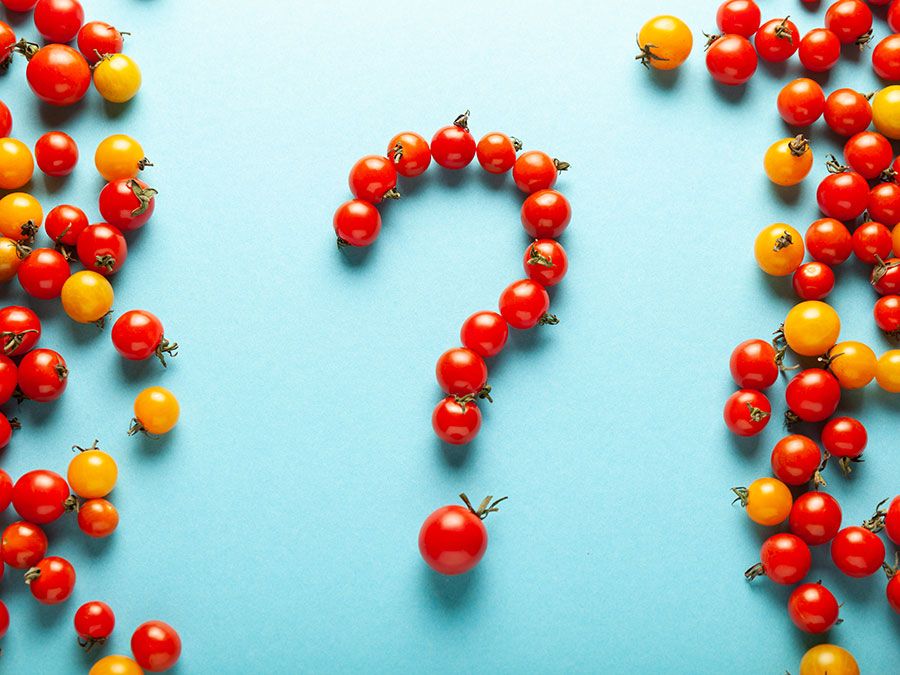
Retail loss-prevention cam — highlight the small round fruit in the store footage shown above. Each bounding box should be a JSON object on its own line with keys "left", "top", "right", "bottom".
{"left": 783, "top": 301, "right": 840, "bottom": 357}
{"left": 94, "top": 134, "right": 147, "bottom": 181}
{"left": 831, "top": 526, "right": 885, "bottom": 577}
{"left": 460, "top": 311, "right": 508, "bottom": 358}
{"left": 0, "top": 138, "right": 34, "bottom": 190}
{"left": 130, "top": 386, "right": 179, "bottom": 436}
{"left": 60, "top": 270, "right": 114, "bottom": 325}
{"left": 89, "top": 655, "right": 144, "bottom": 675}
{"left": 432, "top": 397, "right": 481, "bottom": 445}
{"left": 754, "top": 224, "right": 804, "bottom": 276}
{"left": 130, "top": 621, "right": 181, "bottom": 672}
{"left": 67, "top": 441, "right": 117, "bottom": 498}
{"left": 788, "top": 583, "right": 840, "bottom": 634}
{"left": 93, "top": 53, "right": 141, "bottom": 103}
{"left": 798, "top": 644, "right": 859, "bottom": 675}
{"left": 77, "top": 499, "right": 118, "bottom": 538}
{"left": 875, "top": 349, "right": 900, "bottom": 392}
{"left": 636, "top": 15, "right": 693, "bottom": 70}
{"left": 521, "top": 189, "right": 571, "bottom": 239}
{"left": 828, "top": 341, "right": 877, "bottom": 389}
{"left": 732, "top": 477, "right": 792, "bottom": 526}
{"left": 723, "top": 389, "right": 771, "bottom": 437}
{"left": 25, "top": 555, "right": 76, "bottom": 604}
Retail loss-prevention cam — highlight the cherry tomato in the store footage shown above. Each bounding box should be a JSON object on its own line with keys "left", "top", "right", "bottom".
{"left": 432, "top": 396, "right": 481, "bottom": 445}
{"left": 816, "top": 171, "right": 868, "bottom": 221}
{"left": 716, "top": 1, "right": 760, "bottom": 37}
{"left": 894, "top": 214, "right": 900, "bottom": 251}
{"left": 745, "top": 533, "right": 810, "bottom": 584}
{"left": 17, "top": 348, "right": 68, "bottom": 402}
{"left": 823, "top": 89, "right": 872, "bottom": 137}
{"left": 1, "top": 0, "right": 39, "bottom": 11}
{"left": 0, "top": 305, "right": 41, "bottom": 356}
{"left": 74, "top": 600, "right": 115, "bottom": 650}
{"left": 130, "top": 386, "right": 179, "bottom": 436}
{"left": 387, "top": 131, "right": 430, "bottom": 178}
{"left": 34, "top": 0, "right": 83, "bottom": 43}
{"left": 844, "top": 132, "right": 891, "bottom": 180}
{"left": 95, "top": 134, "right": 149, "bottom": 182}
{"left": 0, "top": 469, "right": 10, "bottom": 509}
{"left": 771, "top": 434, "right": 821, "bottom": 486}
{"left": 873, "top": 34, "right": 900, "bottom": 80}
{"left": 76, "top": 222, "right": 127, "bottom": 275}
{"left": 786, "top": 368, "right": 841, "bottom": 423}
{"left": 729, "top": 339, "right": 778, "bottom": 390}
{"left": 885, "top": 495, "right": 900, "bottom": 544}
{"left": 348, "top": 155, "right": 398, "bottom": 204}
{"left": 431, "top": 112, "right": 475, "bottom": 169}
{"left": 89, "top": 655, "right": 144, "bottom": 675}
{"left": 513, "top": 150, "right": 567, "bottom": 194}
{"left": 872, "top": 257, "right": 900, "bottom": 295}
{"left": 13, "top": 469, "right": 72, "bottom": 523}
{"left": 332, "top": 199, "right": 380, "bottom": 248}
{"left": 98, "top": 178, "right": 156, "bottom": 231}
{"left": 783, "top": 301, "right": 840, "bottom": 357}
{"left": 706, "top": 34, "right": 757, "bottom": 86}
{"left": 777, "top": 79, "right": 825, "bottom": 126}
{"left": 754, "top": 18, "right": 799, "bottom": 62}
{"left": 25, "top": 43, "right": 91, "bottom": 106}
{"left": 476, "top": 133, "right": 519, "bottom": 174}
{"left": 821, "top": 416, "right": 867, "bottom": 475}
{"left": 792, "top": 262, "right": 834, "bottom": 301}
{"left": 0, "top": 99, "right": 11, "bottom": 138}
{"left": 831, "top": 526, "right": 885, "bottom": 577}
{"left": 892, "top": 1, "right": 900, "bottom": 33}
{"left": 34, "top": 130, "right": 78, "bottom": 177}
{"left": 723, "top": 389, "right": 771, "bottom": 437}
{"left": 67, "top": 440, "right": 117, "bottom": 498}
{"left": 26, "top": 555, "right": 75, "bottom": 604}
{"left": 523, "top": 239, "right": 568, "bottom": 287}
{"left": 754, "top": 224, "right": 804, "bottom": 276}
{"left": 788, "top": 583, "right": 840, "bottom": 633}
{"left": 732, "top": 477, "right": 792, "bottom": 526}
{"left": 45, "top": 204, "right": 87, "bottom": 248}
{"left": 131, "top": 620, "right": 181, "bottom": 672}
{"left": 17, "top": 248, "right": 70, "bottom": 299}
{"left": 435, "top": 348, "right": 488, "bottom": 397}
{"left": 0, "top": 191, "right": 43, "bottom": 240}
{"left": 867, "top": 182, "right": 900, "bottom": 224}
{"left": 825, "top": 0, "right": 872, "bottom": 46}
{"left": 636, "top": 15, "right": 693, "bottom": 70}
{"left": 460, "top": 311, "right": 507, "bottom": 359}
{"left": 0, "top": 600, "right": 7, "bottom": 640}
{"left": 0, "top": 21, "right": 14, "bottom": 68}
{"left": 77, "top": 21, "right": 123, "bottom": 65}
{"left": 0, "top": 412, "right": 15, "bottom": 449}
{"left": 111, "top": 310, "right": 177, "bottom": 365}
{"left": 521, "top": 189, "right": 571, "bottom": 239}
{"left": 0, "top": 138, "right": 34, "bottom": 190}
{"left": 0, "top": 356, "right": 17, "bottom": 407}
{"left": 93, "top": 53, "right": 141, "bottom": 103}
{"left": 790, "top": 491, "right": 842, "bottom": 545}
{"left": 805, "top": 218, "right": 852, "bottom": 266}
{"left": 799, "top": 29, "right": 841, "bottom": 72}
{"left": 874, "top": 295, "right": 900, "bottom": 334}
{"left": 798, "top": 644, "right": 859, "bottom": 675}
{"left": 0, "top": 237, "right": 22, "bottom": 282}
{"left": 875, "top": 349, "right": 900, "bottom": 392}
{"left": 498, "top": 279, "right": 555, "bottom": 330}
{"left": 77, "top": 498, "right": 118, "bottom": 538}
{"left": 61, "top": 270, "right": 114, "bottom": 325}
{"left": 827, "top": 341, "right": 876, "bottom": 391}
{"left": 872, "top": 85, "right": 900, "bottom": 139}
{"left": 1, "top": 521, "right": 47, "bottom": 568}
{"left": 886, "top": 565, "right": 900, "bottom": 614}
{"left": 419, "top": 494, "right": 505, "bottom": 575}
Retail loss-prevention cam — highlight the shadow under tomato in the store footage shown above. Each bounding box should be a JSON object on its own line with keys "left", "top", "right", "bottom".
{"left": 436, "top": 436, "right": 473, "bottom": 470}
{"left": 421, "top": 562, "right": 479, "bottom": 609}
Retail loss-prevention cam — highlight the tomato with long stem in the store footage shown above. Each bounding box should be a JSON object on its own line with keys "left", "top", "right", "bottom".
{"left": 419, "top": 493, "right": 506, "bottom": 575}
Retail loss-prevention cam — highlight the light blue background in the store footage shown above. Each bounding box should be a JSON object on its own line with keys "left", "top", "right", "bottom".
{"left": 0, "top": 0, "right": 897, "bottom": 673}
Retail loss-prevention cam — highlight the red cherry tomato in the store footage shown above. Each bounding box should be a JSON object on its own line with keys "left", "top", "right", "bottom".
{"left": 131, "top": 621, "right": 182, "bottom": 672}
{"left": 17, "top": 348, "right": 68, "bottom": 403}
{"left": 825, "top": 0, "right": 873, "bottom": 46}
{"left": 498, "top": 279, "right": 555, "bottom": 330}
{"left": 348, "top": 155, "right": 398, "bottom": 204}
{"left": 0, "top": 99, "right": 11, "bottom": 138}
{"left": 521, "top": 189, "right": 571, "bottom": 239}
{"left": 98, "top": 178, "right": 156, "bottom": 231}
{"left": 0, "top": 22, "right": 15, "bottom": 69}
{"left": 419, "top": 494, "right": 505, "bottom": 575}
{"left": 705, "top": 34, "right": 757, "bottom": 86}
{"left": 844, "top": 132, "right": 892, "bottom": 179}
{"left": 44, "top": 204, "right": 87, "bottom": 247}
{"left": 0, "top": 469, "right": 10, "bottom": 510}
{"left": 0, "top": 305, "right": 41, "bottom": 356}
{"left": 1, "top": 521, "right": 47, "bottom": 568}
{"left": 875, "top": 295, "right": 900, "bottom": 334}
{"left": 74, "top": 600, "right": 115, "bottom": 649}
{"left": 790, "top": 491, "right": 842, "bottom": 545}
{"left": 885, "top": 495, "right": 900, "bottom": 544}
{"left": 792, "top": 262, "right": 835, "bottom": 300}
{"left": 771, "top": 434, "right": 821, "bottom": 486}
{"left": 0, "top": 355, "right": 16, "bottom": 405}
{"left": 887, "top": 569, "right": 900, "bottom": 614}
{"left": 785, "top": 369, "right": 841, "bottom": 423}
{"left": 755, "top": 18, "right": 799, "bottom": 62}
{"left": 873, "top": 34, "right": 900, "bottom": 80}
{"left": 34, "top": 131, "right": 78, "bottom": 177}
{"left": 25, "top": 43, "right": 91, "bottom": 106}
{"left": 476, "top": 133, "right": 519, "bottom": 174}
{"left": 12, "top": 469, "right": 72, "bottom": 523}
{"left": 0, "top": 413, "right": 16, "bottom": 449}
{"left": 76, "top": 222, "right": 127, "bottom": 275}
{"left": 729, "top": 339, "right": 778, "bottom": 390}
{"left": 822, "top": 416, "right": 867, "bottom": 477}
{"left": 716, "top": 1, "right": 760, "bottom": 37}
{"left": 805, "top": 218, "right": 852, "bottom": 266}
{"left": 111, "top": 310, "right": 176, "bottom": 365}
{"left": 2, "top": 0, "right": 39, "bottom": 9}
{"left": 513, "top": 150, "right": 567, "bottom": 194}
{"left": 33, "top": 0, "right": 84, "bottom": 43}
{"left": 799, "top": 28, "right": 841, "bottom": 72}
{"left": 723, "top": 389, "right": 771, "bottom": 436}
{"left": 868, "top": 182, "right": 900, "bottom": 224}
{"left": 831, "top": 526, "right": 885, "bottom": 577}
{"left": 816, "top": 171, "right": 868, "bottom": 221}
{"left": 26, "top": 555, "right": 75, "bottom": 604}
{"left": 523, "top": 239, "right": 568, "bottom": 287}
{"left": 788, "top": 583, "right": 840, "bottom": 633}
{"left": 332, "top": 199, "right": 380, "bottom": 248}
{"left": 873, "top": 257, "right": 900, "bottom": 295}
{"left": 431, "top": 113, "right": 475, "bottom": 170}
{"left": 891, "top": 1, "right": 900, "bottom": 33}
{"left": 824, "top": 89, "right": 873, "bottom": 137}
{"left": 851, "top": 221, "right": 892, "bottom": 265}
{"left": 432, "top": 396, "right": 481, "bottom": 445}
{"left": 746, "top": 533, "right": 811, "bottom": 585}
{"left": 386, "top": 131, "right": 430, "bottom": 178}
{"left": 77, "top": 21, "right": 123, "bottom": 65}
{"left": 17, "top": 248, "right": 70, "bottom": 299}
{"left": 435, "top": 348, "right": 488, "bottom": 397}
{"left": 460, "top": 311, "right": 508, "bottom": 358}
{"left": 777, "top": 78, "right": 825, "bottom": 126}
{"left": 77, "top": 498, "right": 118, "bottom": 538}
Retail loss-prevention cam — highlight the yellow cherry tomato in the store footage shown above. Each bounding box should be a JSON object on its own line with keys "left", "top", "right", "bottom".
{"left": 799, "top": 644, "right": 859, "bottom": 675}
{"left": 754, "top": 224, "right": 804, "bottom": 276}
{"left": 828, "top": 341, "right": 877, "bottom": 389}
{"left": 0, "top": 237, "right": 22, "bottom": 283}
{"left": 89, "top": 655, "right": 144, "bottom": 675}
{"left": 637, "top": 16, "right": 693, "bottom": 71}
{"left": 95, "top": 134, "right": 149, "bottom": 182}
{"left": 0, "top": 192, "right": 43, "bottom": 241}
{"left": 93, "top": 54, "right": 142, "bottom": 103}
{"left": 893, "top": 219, "right": 900, "bottom": 254}
{"left": 60, "top": 271, "right": 114, "bottom": 325}
{"left": 67, "top": 441, "right": 118, "bottom": 498}
{"left": 764, "top": 135, "right": 813, "bottom": 186}
{"left": 783, "top": 301, "right": 841, "bottom": 357}
{"left": 132, "top": 386, "right": 180, "bottom": 436}
{"left": 733, "top": 477, "right": 792, "bottom": 526}
{"left": 875, "top": 349, "right": 900, "bottom": 392}
{"left": 0, "top": 138, "right": 34, "bottom": 190}
{"left": 872, "top": 85, "right": 900, "bottom": 140}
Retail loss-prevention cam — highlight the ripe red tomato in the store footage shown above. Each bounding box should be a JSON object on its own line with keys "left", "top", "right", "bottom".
{"left": 432, "top": 396, "right": 481, "bottom": 445}
{"left": 332, "top": 199, "right": 380, "bottom": 248}
{"left": 771, "top": 434, "right": 821, "bottom": 485}
{"left": 435, "top": 348, "right": 488, "bottom": 397}
{"left": 17, "top": 248, "right": 70, "bottom": 299}
{"left": 873, "top": 34, "right": 900, "bottom": 80}
{"left": 498, "top": 279, "right": 555, "bottom": 330}
{"left": 419, "top": 494, "right": 505, "bottom": 575}
{"left": 0, "top": 413, "right": 16, "bottom": 449}
{"left": 523, "top": 239, "right": 568, "bottom": 287}
{"left": 824, "top": 89, "right": 873, "bottom": 136}
{"left": 891, "top": 0, "right": 900, "bottom": 33}
{"left": 0, "top": 469, "right": 10, "bottom": 510}
{"left": 44, "top": 204, "right": 87, "bottom": 247}
{"left": 790, "top": 491, "right": 842, "bottom": 545}
{"left": 799, "top": 28, "right": 841, "bottom": 72}
{"left": 431, "top": 112, "right": 475, "bottom": 170}
{"left": 0, "top": 305, "right": 41, "bottom": 356}
{"left": 887, "top": 568, "right": 900, "bottom": 614}
{"left": 844, "top": 132, "right": 892, "bottom": 179}
{"left": 875, "top": 295, "right": 900, "bottom": 334}
{"left": 792, "top": 262, "right": 835, "bottom": 300}
{"left": 852, "top": 221, "right": 892, "bottom": 264}
{"left": 12, "top": 469, "right": 72, "bottom": 523}
{"left": 755, "top": 18, "right": 799, "bottom": 62}
{"left": 25, "top": 555, "right": 75, "bottom": 604}
{"left": 460, "top": 311, "right": 508, "bottom": 358}
{"left": 872, "top": 257, "right": 900, "bottom": 296}
{"left": 825, "top": 0, "right": 873, "bottom": 45}
{"left": 98, "top": 178, "right": 156, "bottom": 231}
{"left": 25, "top": 43, "right": 91, "bottom": 106}
{"left": 513, "top": 150, "right": 567, "bottom": 194}
{"left": 74, "top": 600, "right": 115, "bottom": 650}
{"left": 34, "top": 130, "right": 78, "bottom": 177}
{"left": 788, "top": 582, "right": 840, "bottom": 633}
{"left": 785, "top": 369, "right": 841, "bottom": 423}
{"left": 885, "top": 495, "right": 900, "bottom": 544}
{"left": 76, "top": 222, "right": 127, "bottom": 275}
{"left": 0, "top": 21, "right": 15, "bottom": 68}
{"left": 348, "top": 155, "right": 398, "bottom": 204}
{"left": 706, "top": 34, "right": 758, "bottom": 86}
{"left": 745, "top": 533, "right": 811, "bottom": 584}
{"left": 816, "top": 171, "right": 868, "bottom": 221}
{"left": 805, "top": 218, "right": 852, "bottom": 266}
{"left": 33, "top": 0, "right": 83, "bottom": 43}
{"left": 0, "top": 99, "right": 11, "bottom": 138}
{"left": 476, "top": 133, "right": 519, "bottom": 174}
{"left": 77, "top": 498, "right": 118, "bottom": 538}
{"left": 716, "top": 1, "right": 760, "bottom": 37}
{"left": 2, "top": 0, "right": 39, "bottom": 9}
{"left": 1, "top": 521, "right": 47, "bottom": 568}
{"left": 521, "top": 189, "right": 571, "bottom": 239}
{"left": 868, "top": 182, "right": 900, "bottom": 224}
{"left": 831, "top": 526, "right": 885, "bottom": 577}
{"left": 131, "top": 621, "right": 182, "bottom": 672}
{"left": 387, "top": 131, "right": 430, "bottom": 178}
{"left": 17, "top": 348, "right": 68, "bottom": 402}
{"left": 111, "top": 309, "right": 177, "bottom": 365}
{"left": 0, "top": 355, "right": 16, "bottom": 405}
{"left": 77, "top": 21, "right": 123, "bottom": 64}
{"left": 822, "top": 416, "right": 867, "bottom": 475}
{"left": 723, "top": 389, "right": 771, "bottom": 436}
{"left": 729, "top": 339, "right": 778, "bottom": 389}
{"left": 777, "top": 79, "right": 825, "bottom": 126}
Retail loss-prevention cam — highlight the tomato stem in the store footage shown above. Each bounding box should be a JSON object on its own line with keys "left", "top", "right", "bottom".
{"left": 702, "top": 32, "right": 721, "bottom": 51}
{"left": 511, "top": 137, "right": 523, "bottom": 152}
{"left": 553, "top": 158, "right": 570, "bottom": 173}
{"left": 1, "top": 329, "right": 38, "bottom": 354}
{"left": 390, "top": 142, "right": 403, "bottom": 164}
{"left": 744, "top": 562, "right": 766, "bottom": 581}
{"left": 94, "top": 254, "right": 116, "bottom": 272}
{"left": 526, "top": 243, "right": 554, "bottom": 268}
{"left": 72, "top": 439, "right": 102, "bottom": 453}
{"left": 744, "top": 402, "right": 769, "bottom": 422}
{"left": 64, "top": 495, "right": 79, "bottom": 513}
{"left": 459, "top": 493, "right": 508, "bottom": 520}
{"left": 20, "top": 220, "right": 38, "bottom": 238}
{"left": 155, "top": 337, "right": 179, "bottom": 368}
{"left": 12, "top": 39, "right": 39, "bottom": 60}
{"left": 788, "top": 135, "right": 809, "bottom": 157}
{"left": 8, "top": 417, "right": 20, "bottom": 431}
{"left": 382, "top": 187, "right": 401, "bottom": 200}
{"left": 855, "top": 29, "right": 873, "bottom": 50}
{"left": 871, "top": 255, "right": 900, "bottom": 286}
{"left": 731, "top": 487, "right": 749, "bottom": 507}
{"left": 127, "top": 179, "right": 157, "bottom": 216}
{"left": 837, "top": 455, "right": 863, "bottom": 476}
{"left": 23, "top": 567, "right": 41, "bottom": 584}
{"left": 862, "top": 499, "right": 888, "bottom": 532}
{"left": 783, "top": 410, "right": 800, "bottom": 429}
{"left": 772, "top": 231, "right": 794, "bottom": 252}
{"left": 138, "top": 157, "right": 153, "bottom": 170}
{"left": 774, "top": 17, "right": 793, "bottom": 43}
{"left": 884, "top": 553, "right": 899, "bottom": 579}
{"left": 538, "top": 312, "right": 559, "bottom": 326}
{"left": 78, "top": 636, "right": 107, "bottom": 653}
{"left": 634, "top": 37, "right": 669, "bottom": 68}
{"left": 825, "top": 154, "right": 849, "bottom": 174}
{"left": 336, "top": 236, "right": 350, "bottom": 250}
{"left": 453, "top": 110, "right": 470, "bottom": 131}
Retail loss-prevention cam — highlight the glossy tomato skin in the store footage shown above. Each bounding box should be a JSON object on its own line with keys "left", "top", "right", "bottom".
{"left": 460, "top": 311, "right": 508, "bottom": 358}
{"left": 637, "top": 16, "right": 693, "bottom": 70}
{"left": 432, "top": 397, "right": 481, "bottom": 445}
{"left": 111, "top": 310, "right": 165, "bottom": 361}
{"left": 753, "top": 533, "right": 811, "bottom": 584}
{"left": 476, "top": 133, "right": 518, "bottom": 174}
{"left": 0, "top": 469, "right": 11, "bottom": 510}
{"left": 831, "top": 526, "right": 885, "bottom": 577}
{"left": 0, "top": 99, "right": 11, "bottom": 138}
{"left": 873, "top": 257, "right": 900, "bottom": 295}
{"left": 130, "top": 621, "right": 181, "bottom": 672}
{"left": 887, "top": 573, "right": 900, "bottom": 614}
{"left": 825, "top": 0, "right": 873, "bottom": 45}
{"left": 34, "top": 130, "right": 78, "bottom": 177}
{"left": 788, "top": 583, "right": 840, "bottom": 633}
{"left": 0, "top": 305, "right": 41, "bottom": 356}
{"left": 771, "top": 435, "right": 821, "bottom": 486}
{"left": 792, "top": 262, "right": 835, "bottom": 300}
{"left": 828, "top": 341, "right": 876, "bottom": 389}
{"left": 873, "top": 34, "right": 900, "bottom": 80}
{"left": 844, "top": 132, "right": 892, "bottom": 180}
{"left": 132, "top": 387, "right": 179, "bottom": 435}
{"left": 777, "top": 79, "right": 825, "bottom": 126}
{"left": 716, "top": 1, "right": 760, "bottom": 37}
{"left": 755, "top": 18, "right": 799, "bottom": 62}
{"left": 513, "top": 150, "right": 562, "bottom": 193}
{"left": 782, "top": 301, "right": 840, "bottom": 358}
{"left": 27, "top": 555, "right": 76, "bottom": 604}
{"left": 799, "top": 28, "right": 841, "bottom": 72}
{"left": 785, "top": 369, "right": 841, "bottom": 423}
{"left": 875, "top": 295, "right": 900, "bottom": 334}
{"left": 26, "top": 44, "right": 91, "bottom": 106}
{"left": 77, "top": 21, "right": 123, "bottom": 65}
{"left": 348, "top": 155, "right": 397, "bottom": 204}
{"left": 729, "top": 339, "right": 778, "bottom": 390}
{"left": 419, "top": 504, "right": 487, "bottom": 575}
{"left": 98, "top": 178, "right": 156, "bottom": 231}
{"left": 0, "top": 355, "right": 17, "bottom": 405}
{"left": 1, "top": 521, "right": 48, "bottom": 568}
{"left": 723, "top": 389, "right": 771, "bottom": 436}
{"left": 498, "top": 279, "right": 552, "bottom": 330}
{"left": 431, "top": 122, "right": 475, "bottom": 170}
{"left": 805, "top": 219, "right": 852, "bottom": 266}
{"left": 877, "top": 349, "right": 900, "bottom": 392}
{"left": 74, "top": 600, "right": 115, "bottom": 644}
{"left": 822, "top": 417, "right": 867, "bottom": 461}
{"left": 332, "top": 199, "right": 380, "bottom": 247}
{"left": 868, "top": 182, "right": 900, "bottom": 224}
{"left": 824, "top": 89, "right": 872, "bottom": 137}
{"left": 816, "top": 171, "right": 869, "bottom": 221}
{"left": 435, "top": 348, "right": 487, "bottom": 396}
{"left": 706, "top": 34, "right": 757, "bottom": 85}
{"left": 34, "top": 0, "right": 84, "bottom": 43}
{"left": 77, "top": 499, "right": 118, "bottom": 538}
{"left": 12, "top": 469, "right": 71, "bottom": 524}
{"left": 387, "top": 131, "right": 430, "bottom": 178}
{"left": 18, "top": 348, "right": 68, "bottom": 402}
{"left": 76, "top": 223, "right": 127, "bottom": 275}
{"left": 790, "top": 491, "right": 842, "bottom": 546}
{"left": 523, "top": 239, "right": 568, "bottom": 286}
{"left": 521, "top": 189, "right": 571, "bottom": 239}
{"left": 798, "top": 644, "right": 859, "bottom": 675}
{"left": 885, "top": 495, "right": 900, "bottom": 545}
{"left": 755, "top": 223, "right": 804, "bottom": 276}
{"left": 736, "top": 477, "right": 792, "bottom": 525}
{"left": 17, "top": 248, "right": 70, "bottom": 299}
{"left": 44, "top": 204, "right": 87, "bottom": 246}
